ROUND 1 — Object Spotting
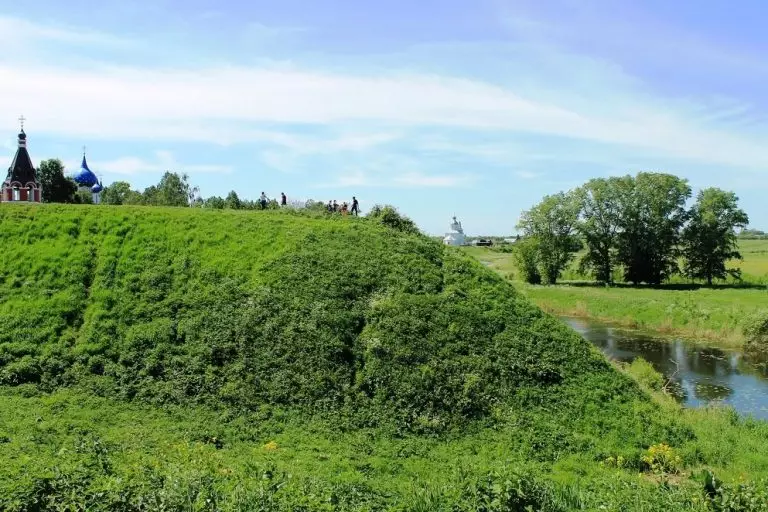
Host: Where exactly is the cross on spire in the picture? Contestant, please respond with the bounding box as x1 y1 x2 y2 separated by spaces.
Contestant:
18 115 26 131
82 145 87 156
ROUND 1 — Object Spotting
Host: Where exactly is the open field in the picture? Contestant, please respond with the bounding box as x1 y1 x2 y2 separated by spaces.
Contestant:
3 383 768 511
463 241 768 347
737 239 768 283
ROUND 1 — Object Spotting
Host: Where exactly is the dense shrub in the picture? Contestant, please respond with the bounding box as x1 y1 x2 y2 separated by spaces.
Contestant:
366 204 420 235
744 311 768 352
512 238 542 284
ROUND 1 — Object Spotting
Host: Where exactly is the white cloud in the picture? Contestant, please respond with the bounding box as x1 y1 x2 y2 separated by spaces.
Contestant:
1 15 768 174
0 15 131 47
62 151 232 176
316 169 472 189
3 60 767 171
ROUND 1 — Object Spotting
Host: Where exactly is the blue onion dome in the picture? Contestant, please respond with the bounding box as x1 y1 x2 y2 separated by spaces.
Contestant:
91 182 103 193
73 154 98 187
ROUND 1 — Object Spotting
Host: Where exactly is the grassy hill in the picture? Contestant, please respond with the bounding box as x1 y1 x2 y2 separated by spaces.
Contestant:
1 205 767 510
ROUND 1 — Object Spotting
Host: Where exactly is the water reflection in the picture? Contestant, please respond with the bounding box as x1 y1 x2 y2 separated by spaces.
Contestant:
563 317 768 420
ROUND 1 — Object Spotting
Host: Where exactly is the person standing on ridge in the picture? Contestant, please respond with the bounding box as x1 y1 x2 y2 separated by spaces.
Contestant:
260 191 268 210
280 192 287 207
332 200 338 213
351 196 359 216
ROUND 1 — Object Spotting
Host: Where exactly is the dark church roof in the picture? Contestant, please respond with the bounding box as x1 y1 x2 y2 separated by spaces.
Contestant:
5 130 38 186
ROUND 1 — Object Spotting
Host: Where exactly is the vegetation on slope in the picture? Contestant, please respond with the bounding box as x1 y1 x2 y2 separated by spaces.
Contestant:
1 205 767 510
0 204 622 433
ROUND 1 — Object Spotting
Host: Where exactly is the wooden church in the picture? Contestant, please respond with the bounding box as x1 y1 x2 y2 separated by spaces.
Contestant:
2 117 41 203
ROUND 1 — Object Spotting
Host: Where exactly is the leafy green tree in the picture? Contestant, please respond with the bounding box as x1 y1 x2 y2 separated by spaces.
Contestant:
204 196 225 209
224 191 242 209
144 172 197 207
615 173 691 284
682 188 749 285
512 237 542 284
367 205 420 235
101 181 139 205
517 191 582 284
37 159 77 203
576 177 623 283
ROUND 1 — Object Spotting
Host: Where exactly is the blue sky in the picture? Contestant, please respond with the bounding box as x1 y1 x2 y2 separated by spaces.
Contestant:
1 0 767 235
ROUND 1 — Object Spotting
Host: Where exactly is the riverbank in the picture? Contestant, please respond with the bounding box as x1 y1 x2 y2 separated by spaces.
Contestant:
462 246 768 350
522 284 766 348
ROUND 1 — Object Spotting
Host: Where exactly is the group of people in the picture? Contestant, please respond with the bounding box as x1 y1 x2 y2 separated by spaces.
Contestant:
326 197 359 216
257 192 359 216
257 191 290 210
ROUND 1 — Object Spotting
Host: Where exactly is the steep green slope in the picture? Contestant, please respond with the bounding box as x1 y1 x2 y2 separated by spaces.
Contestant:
0 204 641 431
1 205 764 510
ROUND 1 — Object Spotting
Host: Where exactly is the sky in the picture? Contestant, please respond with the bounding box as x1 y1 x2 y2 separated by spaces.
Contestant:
1 0 767 235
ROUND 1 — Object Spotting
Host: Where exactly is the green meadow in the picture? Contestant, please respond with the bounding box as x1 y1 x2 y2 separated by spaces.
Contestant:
1 205 768 510
463 240 768 347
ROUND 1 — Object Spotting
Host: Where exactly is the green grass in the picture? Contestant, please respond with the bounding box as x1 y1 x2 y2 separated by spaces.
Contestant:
737 239 768 282
463 243 768 347
1 204 768 510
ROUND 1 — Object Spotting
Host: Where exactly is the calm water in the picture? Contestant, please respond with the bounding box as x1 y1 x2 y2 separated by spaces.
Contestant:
563 317 768 420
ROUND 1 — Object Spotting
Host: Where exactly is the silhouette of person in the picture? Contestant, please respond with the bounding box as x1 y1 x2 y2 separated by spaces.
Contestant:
281 192 287 206
351 196 359 216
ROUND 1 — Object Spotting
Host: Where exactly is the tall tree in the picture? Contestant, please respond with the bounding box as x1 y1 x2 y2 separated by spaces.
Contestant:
146 172 197 207
517 191 582 284
682 188 749 285
615 173 691 284
204 196 226 209
101 181 139 205
224 191 242 209
576 177 623 283
37 159 77 203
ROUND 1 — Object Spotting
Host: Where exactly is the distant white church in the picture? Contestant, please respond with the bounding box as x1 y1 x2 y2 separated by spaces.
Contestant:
443 216 466 246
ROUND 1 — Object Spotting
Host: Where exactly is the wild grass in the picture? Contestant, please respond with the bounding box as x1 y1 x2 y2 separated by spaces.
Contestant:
1 204 767 510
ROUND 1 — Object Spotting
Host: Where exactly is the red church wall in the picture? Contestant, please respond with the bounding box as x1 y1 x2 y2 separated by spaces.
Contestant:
0 187 42 202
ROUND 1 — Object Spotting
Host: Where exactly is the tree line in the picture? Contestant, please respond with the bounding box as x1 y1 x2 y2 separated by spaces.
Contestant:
35 160 424 233
515 172 749 286
37 159 199 206
39 159 286 210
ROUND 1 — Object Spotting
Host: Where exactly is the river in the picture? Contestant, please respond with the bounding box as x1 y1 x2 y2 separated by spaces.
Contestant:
562 316 768 420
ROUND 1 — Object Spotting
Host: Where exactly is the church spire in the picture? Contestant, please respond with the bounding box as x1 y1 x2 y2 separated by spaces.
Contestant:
73 144 98 187
17 115 27 148
81 146 89 169
3 118 41 202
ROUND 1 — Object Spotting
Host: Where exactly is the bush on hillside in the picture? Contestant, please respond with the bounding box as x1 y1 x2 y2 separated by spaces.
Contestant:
744 312 768 352
625 358 665 392
366 204 420 235
513 237 542 284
